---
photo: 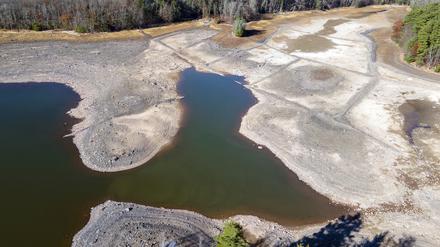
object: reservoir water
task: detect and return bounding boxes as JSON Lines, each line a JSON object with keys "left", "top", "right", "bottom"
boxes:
{"left": 0, "top": 69, "right": 346, "bottom": 246}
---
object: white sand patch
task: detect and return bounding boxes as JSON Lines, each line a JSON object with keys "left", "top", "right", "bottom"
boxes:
{"left": 413, "top": 187, "right": 440, "bottom": 223}
{"left": 291, "top": 37, "right": 370, "bottom": 74}
{"left": 330, "top": 22, "right": 370, "bottom": 41}
{"left": 330, "top": 152, "right": 342, "bottom": 163}
{"left": 348, "top": 78, "right": 440, "bottom": 153}
{"left": 279, "top": 28, "right": 306, "bottom": 39}
{"left": 240, "top": 90, "right": 404, "bottom": 208}
{"left": 182, "top": 40, "right": 229, "bottom": 64}
{"left": 266, "top": 29, "right": 305, "bottom": 50}
{"left": 291, "top": 18, "right": 329, "bottom": 34}
{"left": 209, "top": 45, "right": 296, "bottom": 84}
{"left": 254, "top": 59, "right": 372, "bottom": 114}
{"left": 160, "top": 29, "right": 218, "bottom": 50}
{"left": 364, "top": 187, "right": 440, "bottom": 246}
{"left": 247, "top": 45, "right": 295, "bottom": 66}
{"left": 113, "top": 102, "right": 178, "bottom": 141}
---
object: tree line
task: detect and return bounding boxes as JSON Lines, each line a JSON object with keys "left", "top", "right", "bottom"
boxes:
{"left": 394, "top": 2, "right": 440, "bottom": 72}
{"left": 0, "top": 0, "right": 408, "bottom": 32}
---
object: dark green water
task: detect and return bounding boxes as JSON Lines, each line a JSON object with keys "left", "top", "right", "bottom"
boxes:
{"left": 0, "top": 69, "right": 346, "bottom": 246}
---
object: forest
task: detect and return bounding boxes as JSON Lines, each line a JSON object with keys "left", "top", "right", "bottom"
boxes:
{"left": 393, "top": 2, "right": 440, "bottom": 72}
{"left": 0, "top": 0, "right": 408, "bottom": 32}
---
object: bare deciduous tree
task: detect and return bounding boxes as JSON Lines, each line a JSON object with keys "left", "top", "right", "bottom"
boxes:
{"left": 0, "top": 0, "right": 408, "bottom": 32}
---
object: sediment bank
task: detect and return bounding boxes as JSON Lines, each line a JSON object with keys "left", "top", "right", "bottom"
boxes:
{"left": 0, "top": 38, "right": 192, "bottom": 172}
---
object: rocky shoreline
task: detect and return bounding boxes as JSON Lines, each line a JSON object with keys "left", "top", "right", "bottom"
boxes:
{"left": 72, "top": 201, "right": 222, "bottom": 247}
{"left": 72, "top": 201, "right": 303, "bottom": 247}
{"left": 72, "top": 201, "right": 416, "bottom": 246}
{"left": 0, "top": 38, "right": 191, "bottom": 172}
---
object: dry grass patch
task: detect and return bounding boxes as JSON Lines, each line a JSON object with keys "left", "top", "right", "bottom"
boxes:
{"left": 0, "top": 20, "right": 204, "bottom": 44}
{"left": 141, "top": 20, "right": 204, "bottom": 37}
{"left": 0, "top": 29, "right": 145, "bottom": 44}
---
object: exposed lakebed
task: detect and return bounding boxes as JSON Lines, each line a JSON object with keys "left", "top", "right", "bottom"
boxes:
{"left": 0, "top": 69, "right": 346, "bottom": 246}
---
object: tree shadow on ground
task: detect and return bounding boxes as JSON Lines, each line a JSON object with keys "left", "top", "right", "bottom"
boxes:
{"left": 291, "top": 213, "right": 416, "bottom": 247}
{"left": 293, "top": 213, "right": 362, "bottom": 247}
{"left": 243, "top": 29, "right": 265, "bottom": 37}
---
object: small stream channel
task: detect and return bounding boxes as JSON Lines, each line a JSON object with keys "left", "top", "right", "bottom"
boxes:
{"left": 0, "top": 69, "right": 346, "bottom": 246}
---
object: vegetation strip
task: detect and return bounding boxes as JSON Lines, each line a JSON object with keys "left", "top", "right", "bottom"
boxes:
{"left": 393, "top": 2, "right": 440, "bottom": 72}
{"left": 1, "top": 0, "right": 408, "bottom": 32}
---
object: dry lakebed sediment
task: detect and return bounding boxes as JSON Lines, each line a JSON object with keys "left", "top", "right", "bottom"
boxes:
{"left": 1, "top": 5, "right": 440, "bottom": 247}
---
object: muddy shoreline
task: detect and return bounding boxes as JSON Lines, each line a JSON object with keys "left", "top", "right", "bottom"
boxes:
{"left": 0, "top": 38, "right": 192, "bottom": 172}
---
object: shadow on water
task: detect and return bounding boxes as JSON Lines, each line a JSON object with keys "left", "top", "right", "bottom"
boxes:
{"left": 0, "top": 69, "right": 348, "bottom": 246}
{"left": 291, "top": 213, "right": 416, "bottom": 247}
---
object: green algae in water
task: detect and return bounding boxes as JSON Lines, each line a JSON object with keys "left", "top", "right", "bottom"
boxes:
{"left": 0, "top": 69, "right": 346, "bottom": 246}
